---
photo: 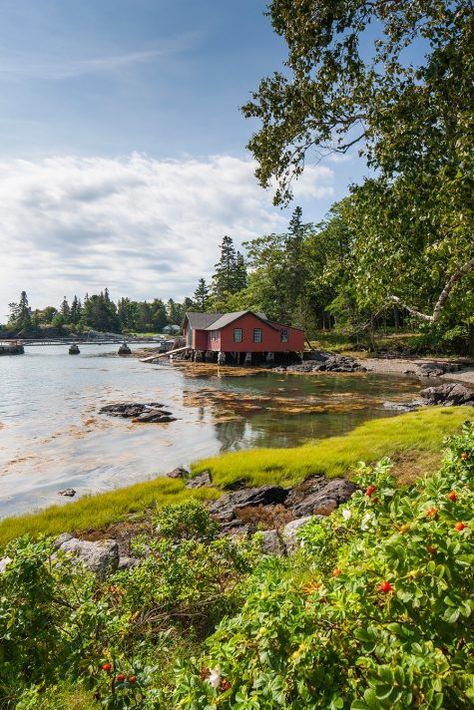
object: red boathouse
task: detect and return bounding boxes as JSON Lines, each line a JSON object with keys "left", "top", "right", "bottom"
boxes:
{"left": 183, "top": 310, "right": 305, "bottom": 364}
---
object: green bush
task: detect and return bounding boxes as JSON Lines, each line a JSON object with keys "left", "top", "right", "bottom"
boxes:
{"left": 173, "top": 423, "right": 473, "bottom": 708}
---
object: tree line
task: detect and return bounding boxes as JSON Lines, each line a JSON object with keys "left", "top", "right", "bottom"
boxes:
{"left": 4, "top": 290, "right": 194, "bottom": 336}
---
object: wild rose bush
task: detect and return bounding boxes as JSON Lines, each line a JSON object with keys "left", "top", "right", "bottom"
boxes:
{"left": 173, "top": 422, "right": 473, "bottom": 709}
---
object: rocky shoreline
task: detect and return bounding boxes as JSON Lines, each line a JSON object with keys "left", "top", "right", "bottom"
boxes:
{"left": 40, "top": 468, "right": 359, "bottom": 578}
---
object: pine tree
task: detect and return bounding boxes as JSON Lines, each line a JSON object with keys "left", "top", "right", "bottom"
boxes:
{"left": 70, "top": 296, "right": 82, "bottom": 325}
{"left": 60, "top": 297, "right": 71, "bottom": 322}
{"left": 193, "top": 279, "right": 210, "bottom": 311}
{"left": 8, "top": 291, "right": 31, "bottom": 332}
{"left": 235, "top": 252, "right": 248, "bottom": 291}
{"left": 211, "top": 236, "right": 238, "bottom": 303}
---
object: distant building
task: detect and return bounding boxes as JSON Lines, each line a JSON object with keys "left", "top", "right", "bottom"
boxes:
{"left": 163, "top": 324, "right": 181, "bottom": 334}
{"left": 183, "top": 310, "right": 305, "bottom": 364}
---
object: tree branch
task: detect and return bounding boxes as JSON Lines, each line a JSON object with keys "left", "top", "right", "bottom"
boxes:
{"left": 389, "top": 257, "right": 474, "bottom": 324}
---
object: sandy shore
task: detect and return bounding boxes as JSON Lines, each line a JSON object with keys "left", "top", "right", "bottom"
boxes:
{"left": 362, "top": 357, "right": 474, "bottom": 384}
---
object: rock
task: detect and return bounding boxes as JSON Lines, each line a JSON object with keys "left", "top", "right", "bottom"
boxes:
{"left": 208, "top": 485, "right": 288, "bottom": 523}
{"left": 417, "top": 361, "right": 462, "bottom": 377}
{"left": 257, "top": 529, "right": 284, "bottom": 555}
{"left": 118, "top": 343, "right": 132, "bottom": 355}
{"left": 166, "top": 467, "right": 189, "bottom": 479}
{"left": 285, "top": 353, "right": 366, "bottom": 374}
{"left": 100, "top": 402, "right": 176, "bottom": 423}
{"left": 57, "top": 537, "right": 119, "bottom": 579}
{"left": 281, "top": 517, "right": 315, "bottom": 553}
{"left": 185, "top": 471, "right": 212, "bottom": 488}
{"left": 0, "top": 556, "right": 12, "bottom": 574}
{"left": 285, "top": 476, "right": 357, "bottom": 517}
{"left": 420, "top": 383, "right": 474, "bottom": 406}
{"left": 58, "top": 488, "right": 76, "bottom": 497}
{"left": 118, "top": 556, "right": 139, "bottom": 570}
{"left": 53, "top": 532, "right": 74, "bottom": 550}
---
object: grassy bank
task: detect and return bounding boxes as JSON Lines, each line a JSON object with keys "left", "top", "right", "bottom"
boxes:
{"left": 0, "top": 407, "right": 470, "bottom": 550}
{"left": 193, "top": 407, "right": 472, "bottom": 487}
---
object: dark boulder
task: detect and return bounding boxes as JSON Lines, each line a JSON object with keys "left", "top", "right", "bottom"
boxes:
{"left": 99, "top": 402, "right": 176, "bottom": 423}
{"left": 186, "top": 471, "right": 212, "bottom": 489}
{"left": 58, "top": 488, "right": 76, "bottom": 497}
{"left": 285, "top": 476, "right": 357, "bottom": 517}
{"left": 208, "top": 486, "right": 289, "bottom": 523}
{"left": 166, "top": 467, "right": 189, "bottom": 479}
{"left": 420, "top": 383, "right": 474, "bottom": 406}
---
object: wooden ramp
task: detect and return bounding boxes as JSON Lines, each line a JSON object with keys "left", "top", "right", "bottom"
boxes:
{"left": 140, "top": 346, "right": 188, "bottom": 363}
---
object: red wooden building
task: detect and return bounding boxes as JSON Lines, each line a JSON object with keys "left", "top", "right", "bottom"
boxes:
{"left": 183, "top": 310, "right": 305, "bottom": 364}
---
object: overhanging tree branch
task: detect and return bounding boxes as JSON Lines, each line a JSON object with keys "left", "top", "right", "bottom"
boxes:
{"left": 389, "top": 257, "right": 474, "bottom": 324}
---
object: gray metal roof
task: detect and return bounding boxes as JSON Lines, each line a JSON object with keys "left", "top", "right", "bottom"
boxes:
{"left": 204, "top": 311, "right": 276, "bottom": 331}
{"left": 185, "top": 312, "right": 223, "bottom": 329}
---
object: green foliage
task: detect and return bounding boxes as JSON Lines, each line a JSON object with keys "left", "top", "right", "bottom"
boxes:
{"left": 174, "top": 424, "right": 474, "bottom": 708}
{"left": 154, "top": 499, "right": 219, "bottom": 541}
{"left": 210, "top": 235, "right": 247, "bottom": 310}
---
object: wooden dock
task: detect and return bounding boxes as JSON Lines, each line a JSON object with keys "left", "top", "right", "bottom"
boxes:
{"left": 140, "top": 346, "right": 189, "bottom": 363}
{"left": 0, "top": 341, "right": 24, "bottom": 355}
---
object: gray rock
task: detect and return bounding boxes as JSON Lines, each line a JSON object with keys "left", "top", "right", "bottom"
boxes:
{"left": 53, "top": 532, "right": 74, "bottom": 550}
{"left": 118, "top": 556, "right": 139, "bottom": 570}
{"left": 99, "top": 402, "right": 175, "bottom": 423}
{"left": 57, "top": 537, "right": 119, "bottom": 579}
{"left": 185, "top": 471, "right": 212, "bottom": 489}
{"left": 208, "top": 485, "right": 288, "bottom": 523}
{"left": 420, "top": 383, "right": 474, "bottom": 406}
{"left": 257, "top": 529, "right": 284, "bottom": 555}
{"left": 281, "top": 517, "right": 315, "bottom": 553}
{"left": 382, "top": 400, "right": 423, "bottom": 412}
{"left": 58, "top": 488, "right": 76, "bottom": 497}
{"left": 166, "top": 467, "right": 189, "bottom": 479}
{"left": 285, "top": 476, "right": 357, "bottom": 517}
{"left": 0, "top": 556, "right": 12, "bottom": 574}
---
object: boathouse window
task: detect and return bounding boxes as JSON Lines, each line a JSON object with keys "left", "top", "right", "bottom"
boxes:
{"left": 281, "top": 329, "right": 288, "bottom": 343}
{"left": 233, "top": 328, "right": 243, "bottom": 343}
{"left": 253, "top": 328, "right": 263, "bottom": 343}
{"left": 210, "top": 330, "right": 219, "bottom": 342}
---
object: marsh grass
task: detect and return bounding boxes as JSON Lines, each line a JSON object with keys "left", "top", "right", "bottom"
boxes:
{"left": 0, "top": 407, "right": 470, "bottom": 550}
{"left": 192, "top": 407, "right": 472, "bottom": 488}
{"left": 0, "top": 477, "right": 219, "bottom": 550}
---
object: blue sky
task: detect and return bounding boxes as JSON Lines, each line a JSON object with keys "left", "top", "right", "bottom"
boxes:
{"left": 0, "top": 0, "right": 367, "bottom": 317}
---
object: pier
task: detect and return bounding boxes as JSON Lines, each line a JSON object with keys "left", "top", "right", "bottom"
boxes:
{"left": 0, "top": 340, "right": 24, "bottom": 355}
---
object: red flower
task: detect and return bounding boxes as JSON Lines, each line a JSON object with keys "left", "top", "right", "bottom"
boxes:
{"left": 366, "top": 485, "right": 377, "bottom": 497}
{"left": 379, "top": 581, "right": 392, "bottom": 593}
{"left": 426, "top": 545, "right": 436, "bottom": 556}
{"left": 448, "top": 490, "right": 458, "bottom": 502}
{"left": 102, "top": 662, "right": 112, "bottom": 672}
{"left": 220, "top": 679, "right": 231, "bottom": 692}
{"left": 332, "top": 568, "right": 342, "bottom": 577}
{"left": 426, "top": 507, "right": 437, "bottom": 518}
{"left": 116, "top": 673, "right": 126, "bottom": 683}
{"left": 128, "top": 675, "right": 137, "bottom": 684}
{"left": 455, "top": 521, "right": 466, "bottom": 532}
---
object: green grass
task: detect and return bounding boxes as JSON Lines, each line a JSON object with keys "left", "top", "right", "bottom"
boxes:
{"left": 0, "top": 477, "right": 219, "bottom": 550}
{"left": 0, "top": 407, "right": 470, "bottom": 550}
{"left": 192, "top": 407, "right": 472, "bottom": 488}
{"left": 310, "top": 329, "right": 426, "bottom": 356}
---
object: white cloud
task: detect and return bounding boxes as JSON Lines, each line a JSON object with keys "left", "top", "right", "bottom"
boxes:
{"left": 0, "top": 153, "right": 334, "bottom": 317}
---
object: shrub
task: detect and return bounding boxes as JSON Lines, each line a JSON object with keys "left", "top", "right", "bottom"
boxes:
{"left": 173, "top": 423, "right": 474, "bottom": 708}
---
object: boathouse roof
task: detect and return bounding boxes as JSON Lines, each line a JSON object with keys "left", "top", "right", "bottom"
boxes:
{"left": 185, "top": 310, "right": 270, "bottom": 331}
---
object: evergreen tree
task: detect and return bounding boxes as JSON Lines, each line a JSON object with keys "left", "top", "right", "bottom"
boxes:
{"left": 8, "top": 291, "right": 31, "bottom": 332}
{"left": 70, "top": 296, "right": 82, "bottom": 325}
{"left": 211, "top": 236, "right": 238, "bottom": 301}
{"left": 235, "top": 252, "right": 248, "bottom": 292}
{"left": 193, "top": 279, "right": 210, "bottom": 311}
{"left": 60, "top": 297, "right": 71, "bottom": 322}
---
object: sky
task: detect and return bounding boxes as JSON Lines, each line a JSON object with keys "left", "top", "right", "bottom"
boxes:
{"left": 0, "top": 0, "right": 368, "bottom": 319}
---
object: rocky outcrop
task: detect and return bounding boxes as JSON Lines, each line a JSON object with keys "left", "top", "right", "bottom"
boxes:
{"left": 281, "top": 517, "right": 315, "bottom": 553}
{"left": 419, "top": 383, "right": 474, "bottom": 406}
{"left": 275, "top": 352, "right": 366, "bottom": 374}
{"left": 99, "top": 402, "right": 176, "bottom": 423}
{"left": 166, "top": 467, "right": 189, "bottom": 479}
{"left": 285, "top": 476, "right": 358, "bottom": 517}
{"left": 185, "top": 471, "right": 212, "bottom": 489}
{"left": 404, "top": 361, "right": 464, "bottom": 378}
{"left": 56, "top": 536, "right": 119, "bottom": 579}
{"left": 208, "top": 486, "right": 289, "bottom": 527}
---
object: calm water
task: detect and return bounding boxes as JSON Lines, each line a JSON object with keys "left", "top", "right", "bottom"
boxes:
{"left": 0, "top": 344, "right": 422, "bottom": 518}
